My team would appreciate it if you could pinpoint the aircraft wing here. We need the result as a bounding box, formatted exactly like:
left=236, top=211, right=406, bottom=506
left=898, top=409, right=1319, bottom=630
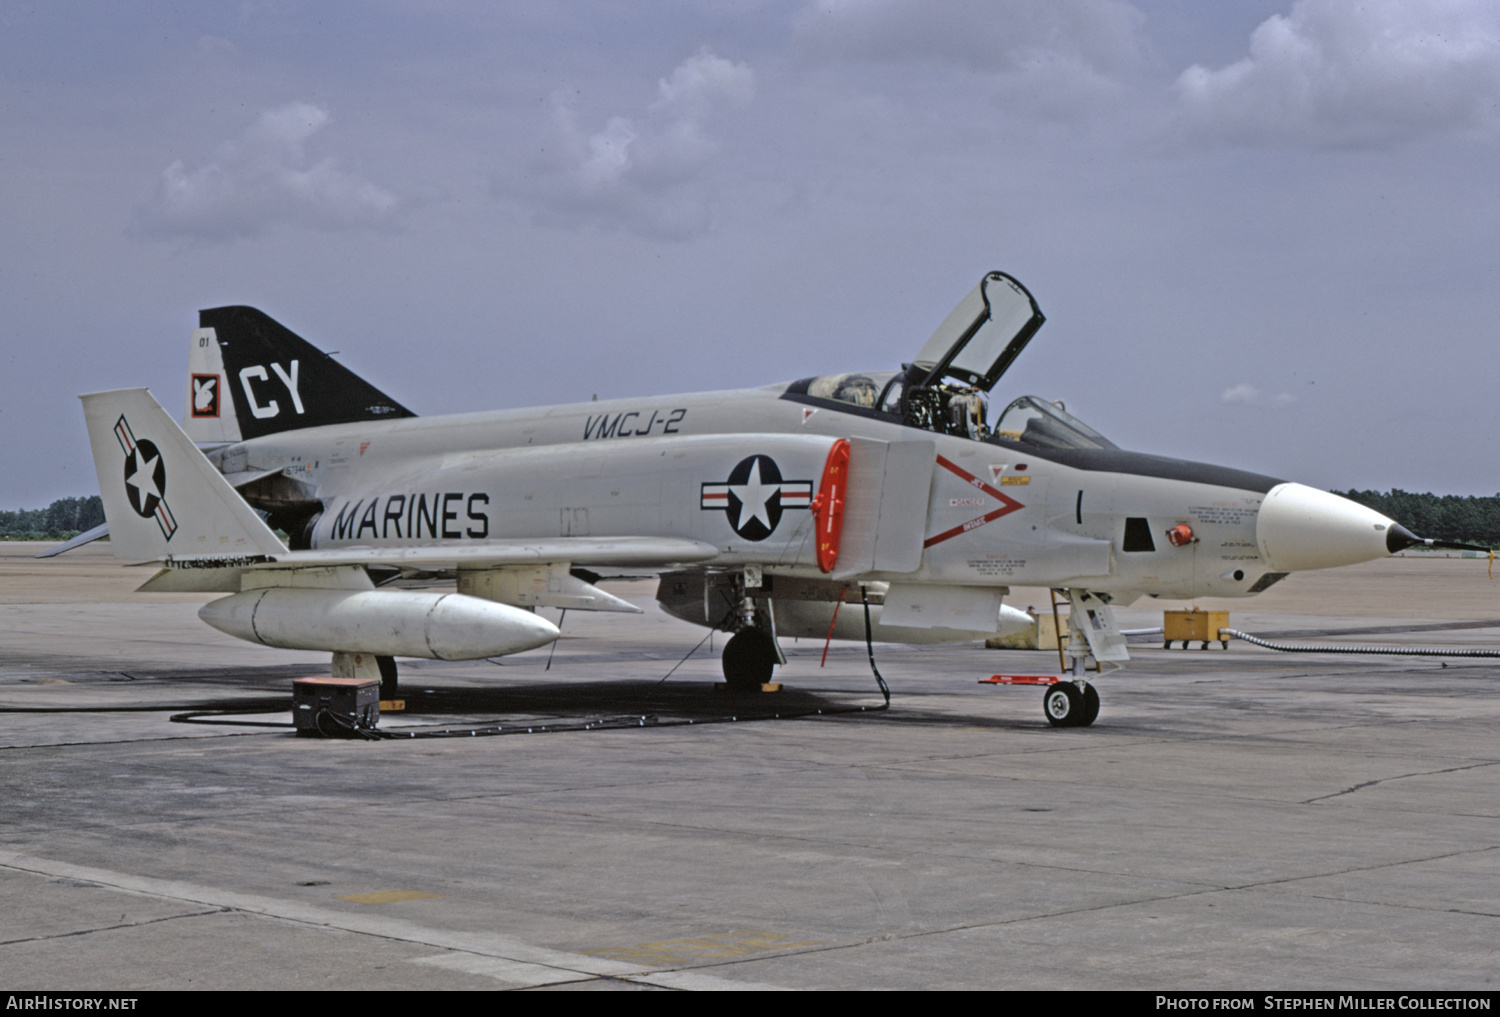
left=136, top=536, right=720, bottom=602
left=261, top=537, right=719, bottom=570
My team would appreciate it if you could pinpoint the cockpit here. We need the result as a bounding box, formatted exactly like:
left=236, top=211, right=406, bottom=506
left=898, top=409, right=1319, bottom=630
left=804, top=372, right=897, bottom=412
left=788, top=271, right=1117, bottom=451
left=991, top=396, right=1116, bottom=450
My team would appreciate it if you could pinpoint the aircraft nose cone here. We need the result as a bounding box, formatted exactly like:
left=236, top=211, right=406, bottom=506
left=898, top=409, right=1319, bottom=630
left=1256, top=483, right=1396, bottom=572
left=1384, top=522, right=1424, bottom=555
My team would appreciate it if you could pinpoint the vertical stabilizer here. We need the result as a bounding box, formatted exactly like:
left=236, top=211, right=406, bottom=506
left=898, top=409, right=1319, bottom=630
left=196, top=306, right=415, bottom=441
left=184, top=326, right=242, bottom=445
left=81, top=387, right=286, bottom=561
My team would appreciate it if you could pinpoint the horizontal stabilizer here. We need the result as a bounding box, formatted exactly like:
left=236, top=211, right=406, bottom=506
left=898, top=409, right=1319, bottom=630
left=222, top=467, right=285, bottom=489
left=34, top=522, right=109, bottom=559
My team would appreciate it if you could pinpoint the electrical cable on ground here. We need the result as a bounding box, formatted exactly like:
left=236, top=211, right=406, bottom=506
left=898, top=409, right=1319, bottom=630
left=861, top=585, right=891, bottom=709
left=1, top=696, right=288, bottom=715
left=1225, top=629, right=1500, bottom=658
left=171, top=710, right=294, bottom=728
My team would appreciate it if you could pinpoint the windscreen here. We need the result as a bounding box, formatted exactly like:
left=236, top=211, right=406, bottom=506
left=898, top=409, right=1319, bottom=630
left=993, top=396, right=1117, bottom=450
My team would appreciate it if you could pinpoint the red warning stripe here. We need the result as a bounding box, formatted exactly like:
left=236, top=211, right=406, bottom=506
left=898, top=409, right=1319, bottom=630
left=154, top=499, right=178, bottom=540
left=113, top=416, right=136, bottom=455
left=778, top=481, right=813, bottom=508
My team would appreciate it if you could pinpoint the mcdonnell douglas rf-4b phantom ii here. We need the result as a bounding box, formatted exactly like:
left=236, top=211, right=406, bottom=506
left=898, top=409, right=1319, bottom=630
left=72, top=272, right=1474, bottom=727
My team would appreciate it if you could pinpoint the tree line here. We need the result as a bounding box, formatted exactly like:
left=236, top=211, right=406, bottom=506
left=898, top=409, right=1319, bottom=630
left=0, top=497, right=105, bottom=540
left=1335, top=490, right=1500, bottom=548
left=4, top=491, right=1498, bottom=546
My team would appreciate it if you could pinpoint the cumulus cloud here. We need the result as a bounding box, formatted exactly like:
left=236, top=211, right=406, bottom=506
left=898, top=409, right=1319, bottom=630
left=133, top=102, right=399, bottom=241
left=793, top=0, right=1146, bottom=117
left=506, top=49, right=755, bottom=240
left=1222, top=383, right=1295, bottom=406
left=1175, top=0, right=1500, bottom=148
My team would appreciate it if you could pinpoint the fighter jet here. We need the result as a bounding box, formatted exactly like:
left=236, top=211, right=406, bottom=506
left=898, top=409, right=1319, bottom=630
left=72, top=272, right=1475, bottom=726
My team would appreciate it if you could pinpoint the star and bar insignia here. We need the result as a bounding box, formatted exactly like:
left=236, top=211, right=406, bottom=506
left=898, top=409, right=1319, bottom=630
left=115, top=415, right=177, bottom=540
left=701, top=454, right=812, bottom=541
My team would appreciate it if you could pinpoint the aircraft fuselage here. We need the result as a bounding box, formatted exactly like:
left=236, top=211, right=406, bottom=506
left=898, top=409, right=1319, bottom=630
left=221, top=381, right=1321, bottom=602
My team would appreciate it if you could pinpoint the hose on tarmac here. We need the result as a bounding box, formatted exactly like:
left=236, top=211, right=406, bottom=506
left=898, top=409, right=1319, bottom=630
left=1224, top=629, right=1500, bottom=659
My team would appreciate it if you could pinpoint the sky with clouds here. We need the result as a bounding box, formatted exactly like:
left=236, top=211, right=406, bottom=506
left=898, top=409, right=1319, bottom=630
left=3, top=0, right=1497, bottom=507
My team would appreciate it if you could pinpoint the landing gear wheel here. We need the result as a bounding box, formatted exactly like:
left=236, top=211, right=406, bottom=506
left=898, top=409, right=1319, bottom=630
left=722, top=629, right=776, bottom=691
left=1043, top=682, right=1082, bottom=727
left=1076, top=681, right=1100, bottom=727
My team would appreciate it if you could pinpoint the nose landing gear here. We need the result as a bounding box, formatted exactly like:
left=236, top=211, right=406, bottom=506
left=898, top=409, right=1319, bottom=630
left=1042, top=680, right=1100, bottom=728
left=982, top=674, right=1101, bottom=727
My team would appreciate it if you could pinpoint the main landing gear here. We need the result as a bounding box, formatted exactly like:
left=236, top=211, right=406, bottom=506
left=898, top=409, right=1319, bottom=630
left=1042, top=680, right=1100, bottom=728
left=721, top=628, right=778, bottom=691
left=718, top=568, right=785, bottom=692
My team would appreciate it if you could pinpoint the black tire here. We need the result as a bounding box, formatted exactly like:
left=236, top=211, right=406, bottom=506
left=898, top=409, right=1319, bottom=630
left=722, top=629, right=776, bottom=691
left=1043, top=682, right=1082, bottom=727
left=1076, top=681, right=1100, bottom=727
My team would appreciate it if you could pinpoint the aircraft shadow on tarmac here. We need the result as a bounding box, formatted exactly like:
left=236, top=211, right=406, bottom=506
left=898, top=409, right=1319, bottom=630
left=13, top=663, right=1072, bottom=735
left=384, top=679, right=877, bottom=724
left=73, top=665, right=890, bottom=732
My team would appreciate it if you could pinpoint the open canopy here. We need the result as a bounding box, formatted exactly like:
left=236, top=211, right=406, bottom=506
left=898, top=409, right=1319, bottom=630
left=786, top=271, right=1067, bottom=444
left=909, top=272, right=1044, bottom=393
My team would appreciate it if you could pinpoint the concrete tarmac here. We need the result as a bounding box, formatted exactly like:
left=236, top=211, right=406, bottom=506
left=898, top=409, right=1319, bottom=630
left=1, top=544, right=1497, bottom=990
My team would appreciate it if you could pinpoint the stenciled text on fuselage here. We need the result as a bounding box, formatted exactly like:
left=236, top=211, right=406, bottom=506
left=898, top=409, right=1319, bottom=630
left=582, top=408, right=687, bottom=440
left=327, top=493, right=489, bottom=541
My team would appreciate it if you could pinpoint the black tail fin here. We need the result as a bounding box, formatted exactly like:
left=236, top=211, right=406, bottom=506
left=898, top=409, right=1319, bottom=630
left=197, top=306, right=415, bottom=441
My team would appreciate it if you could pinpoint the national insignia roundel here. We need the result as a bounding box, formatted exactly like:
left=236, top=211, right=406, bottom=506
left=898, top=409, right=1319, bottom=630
left=124, top=439, right=167, bottom=518
left=700, top=455, right=813, bottom=542
left=112, top=414, right=178, bottom=540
